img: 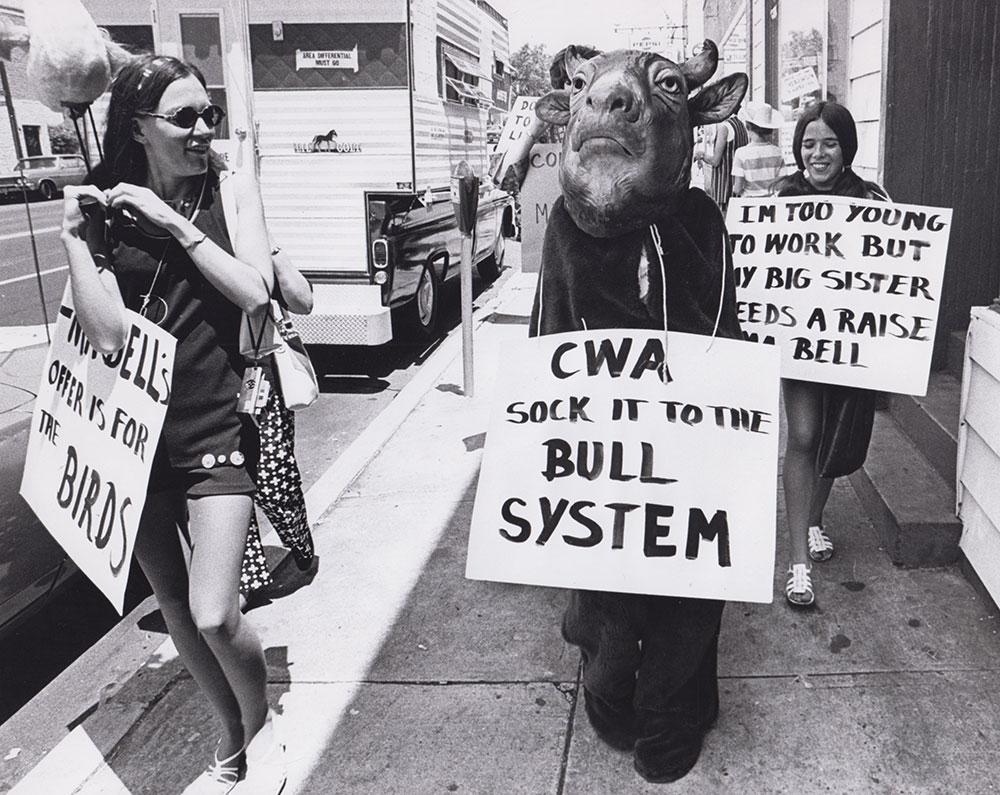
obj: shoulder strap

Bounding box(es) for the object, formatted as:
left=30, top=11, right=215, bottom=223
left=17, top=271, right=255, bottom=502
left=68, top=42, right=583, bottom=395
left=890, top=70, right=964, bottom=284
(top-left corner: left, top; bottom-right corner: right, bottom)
left=219, top=170, right=238, bottom=248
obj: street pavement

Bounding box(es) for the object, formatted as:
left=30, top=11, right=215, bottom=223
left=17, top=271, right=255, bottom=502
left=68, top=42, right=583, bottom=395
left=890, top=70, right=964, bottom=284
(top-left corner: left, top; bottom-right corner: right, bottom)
left=2, top=243, right=1000, bottom=793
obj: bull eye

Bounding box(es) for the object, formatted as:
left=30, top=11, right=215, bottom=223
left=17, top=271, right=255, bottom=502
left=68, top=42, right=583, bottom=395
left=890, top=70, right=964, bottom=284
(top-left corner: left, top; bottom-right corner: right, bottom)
left=657, top=74, right=682, bottom=94
left=572, top=76, right=586, bottom=92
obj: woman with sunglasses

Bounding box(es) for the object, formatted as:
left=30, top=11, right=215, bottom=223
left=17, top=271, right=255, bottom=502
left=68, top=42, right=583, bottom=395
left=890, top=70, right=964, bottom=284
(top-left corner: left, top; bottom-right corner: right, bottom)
left=61, top=55, right=284, bottom=794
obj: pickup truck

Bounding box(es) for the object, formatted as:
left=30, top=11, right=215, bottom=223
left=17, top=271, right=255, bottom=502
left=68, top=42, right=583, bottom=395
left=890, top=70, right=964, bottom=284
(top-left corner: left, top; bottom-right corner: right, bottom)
left=0, top=154, right=88, bottom=200
left=292, top=186, right=514, bottom=344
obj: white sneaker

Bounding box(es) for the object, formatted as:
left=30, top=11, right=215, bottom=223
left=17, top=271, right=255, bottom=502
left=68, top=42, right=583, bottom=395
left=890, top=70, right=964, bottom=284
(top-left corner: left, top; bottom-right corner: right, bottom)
left=182, top=743, right=245, bottom=795
left=238, top=712, right=287, bottom=794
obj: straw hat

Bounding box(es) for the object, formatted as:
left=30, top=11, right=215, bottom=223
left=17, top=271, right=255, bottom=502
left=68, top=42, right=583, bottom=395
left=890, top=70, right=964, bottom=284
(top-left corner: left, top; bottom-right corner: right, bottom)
left=743, top=102, right=782, bottom=129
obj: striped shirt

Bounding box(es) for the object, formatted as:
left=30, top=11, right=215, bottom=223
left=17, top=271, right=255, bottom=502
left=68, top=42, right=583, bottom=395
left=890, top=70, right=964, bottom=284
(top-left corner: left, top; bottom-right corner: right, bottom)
left=708, top=117, right=749, bottom=209
left=732, top=141, right=786, bottom=197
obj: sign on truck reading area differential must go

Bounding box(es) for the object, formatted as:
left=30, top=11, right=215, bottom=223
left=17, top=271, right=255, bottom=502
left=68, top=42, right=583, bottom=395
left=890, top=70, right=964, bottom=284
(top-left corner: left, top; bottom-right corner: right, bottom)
left=727, top=196, right=952, bottom=396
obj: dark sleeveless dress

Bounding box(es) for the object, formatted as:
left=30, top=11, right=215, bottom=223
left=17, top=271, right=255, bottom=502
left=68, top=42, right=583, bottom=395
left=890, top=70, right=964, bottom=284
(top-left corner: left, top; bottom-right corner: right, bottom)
left=98, top=168, right=258, bottom=495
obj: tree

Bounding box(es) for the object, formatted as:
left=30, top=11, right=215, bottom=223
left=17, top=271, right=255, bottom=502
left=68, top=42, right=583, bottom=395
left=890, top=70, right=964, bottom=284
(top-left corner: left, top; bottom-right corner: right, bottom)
left=48, top=123, right=80, bottom=154
left=781, top=29, right=824, bottom=73
left=510, top=43, right=551, bottom=98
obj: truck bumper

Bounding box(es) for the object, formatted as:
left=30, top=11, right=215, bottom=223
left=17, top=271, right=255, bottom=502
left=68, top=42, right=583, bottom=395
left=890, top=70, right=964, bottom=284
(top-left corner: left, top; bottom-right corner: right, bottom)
left=290, top=283, right=392, bottom=346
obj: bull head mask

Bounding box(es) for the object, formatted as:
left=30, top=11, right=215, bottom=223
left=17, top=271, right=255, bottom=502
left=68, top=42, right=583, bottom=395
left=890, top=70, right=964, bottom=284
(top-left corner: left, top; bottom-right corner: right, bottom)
left=536, top=41, right=748, bottom=238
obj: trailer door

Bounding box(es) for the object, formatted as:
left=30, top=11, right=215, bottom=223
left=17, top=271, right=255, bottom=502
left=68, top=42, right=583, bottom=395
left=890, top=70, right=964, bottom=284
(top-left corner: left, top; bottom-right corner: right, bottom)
left=246, top=11, right=414, bottom=277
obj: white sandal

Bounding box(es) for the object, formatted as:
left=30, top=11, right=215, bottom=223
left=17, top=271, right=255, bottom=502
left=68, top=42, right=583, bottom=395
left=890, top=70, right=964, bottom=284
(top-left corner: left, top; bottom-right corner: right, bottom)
left=807, top=525, right=834, bottom=562
left=786, top=563, right=815, bottom=607
left=181, top=743, right=245, bottom=795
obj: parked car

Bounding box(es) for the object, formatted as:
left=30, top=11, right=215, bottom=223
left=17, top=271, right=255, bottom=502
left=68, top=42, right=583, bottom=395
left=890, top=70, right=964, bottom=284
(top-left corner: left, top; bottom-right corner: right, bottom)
left=0, top=154, right=88, bottom=200
left=0, top=420, right=78, bottom=640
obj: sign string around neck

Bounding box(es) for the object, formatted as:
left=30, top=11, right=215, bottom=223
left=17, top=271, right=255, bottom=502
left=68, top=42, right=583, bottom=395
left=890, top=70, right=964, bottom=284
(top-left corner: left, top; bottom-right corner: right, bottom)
left=138, top=172, right=209, bottom=325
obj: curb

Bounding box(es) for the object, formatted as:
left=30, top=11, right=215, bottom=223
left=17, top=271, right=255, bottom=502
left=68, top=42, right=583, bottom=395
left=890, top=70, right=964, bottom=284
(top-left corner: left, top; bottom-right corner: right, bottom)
left=1, top=264, right=530, bottom=794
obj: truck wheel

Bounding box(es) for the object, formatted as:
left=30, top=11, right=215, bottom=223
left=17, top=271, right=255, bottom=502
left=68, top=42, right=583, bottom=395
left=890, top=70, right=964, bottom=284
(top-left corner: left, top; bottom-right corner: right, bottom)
left=477, top=232, right=505, bottom=283
left=38, top=181, right=56, bottom=201
left=409, top=263, right=441, bottom=337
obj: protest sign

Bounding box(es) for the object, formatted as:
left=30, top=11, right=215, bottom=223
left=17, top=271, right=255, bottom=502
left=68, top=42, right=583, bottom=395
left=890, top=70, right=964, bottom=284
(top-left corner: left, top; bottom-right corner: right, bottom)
left=519, top=143, right=562, bottom=274
left=20, top=299, right=174, bottom=613
left=728, top=196, right=951, bottom=395
left=781, top=66, right=821, bottom=101
left=467, top=329, right=780, bottom=603
left=492, top=95, right=540, bottom=156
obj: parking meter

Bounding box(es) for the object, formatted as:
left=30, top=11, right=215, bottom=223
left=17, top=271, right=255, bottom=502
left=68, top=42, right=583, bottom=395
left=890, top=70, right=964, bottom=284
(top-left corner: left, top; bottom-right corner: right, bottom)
left=451, top=161, right=479, bottom=396
left=451, top=160, right=480, bottom=235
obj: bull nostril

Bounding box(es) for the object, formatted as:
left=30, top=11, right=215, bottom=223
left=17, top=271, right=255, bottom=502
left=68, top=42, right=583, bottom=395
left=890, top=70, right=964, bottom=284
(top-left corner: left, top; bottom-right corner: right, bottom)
left=606, top=87, right=636, bottom=119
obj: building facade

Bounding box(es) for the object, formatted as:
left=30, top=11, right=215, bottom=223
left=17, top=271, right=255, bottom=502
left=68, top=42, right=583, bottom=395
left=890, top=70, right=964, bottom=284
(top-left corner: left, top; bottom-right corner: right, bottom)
left=0, top=3, right=64, bottom=170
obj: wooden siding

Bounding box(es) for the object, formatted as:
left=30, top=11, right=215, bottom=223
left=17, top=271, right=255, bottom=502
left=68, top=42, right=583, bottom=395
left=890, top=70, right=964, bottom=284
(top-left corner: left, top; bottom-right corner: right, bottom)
left=958, top=308, right=1000, bottom=604
left=847, top=0, right=884, bottom=183
left=883, top=0, right=1000, bottom=355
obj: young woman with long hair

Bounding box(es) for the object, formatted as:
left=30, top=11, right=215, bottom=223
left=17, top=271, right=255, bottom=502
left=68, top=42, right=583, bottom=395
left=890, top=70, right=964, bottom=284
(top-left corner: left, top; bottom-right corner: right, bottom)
left=60, top=54, right=285, bottom=793
left=775, top=101, right=889, bottom=608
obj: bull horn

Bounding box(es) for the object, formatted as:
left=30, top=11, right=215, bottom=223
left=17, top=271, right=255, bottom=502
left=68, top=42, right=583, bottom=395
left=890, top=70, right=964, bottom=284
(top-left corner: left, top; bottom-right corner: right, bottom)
left=680, top=40, right=719, bottom=92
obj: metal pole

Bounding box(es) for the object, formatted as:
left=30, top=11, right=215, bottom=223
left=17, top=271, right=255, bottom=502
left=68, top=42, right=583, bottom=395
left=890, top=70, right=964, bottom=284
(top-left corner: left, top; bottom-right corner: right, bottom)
left=1, top=61, right=50, bottom=343
left=0, top=60, right=23, bottom=160
left=460, top=232, right=474, bottom=397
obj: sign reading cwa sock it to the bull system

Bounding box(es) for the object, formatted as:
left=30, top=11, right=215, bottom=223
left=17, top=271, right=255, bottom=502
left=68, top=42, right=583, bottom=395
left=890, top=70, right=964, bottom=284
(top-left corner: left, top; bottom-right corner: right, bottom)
left=20, top=297, right=174, bottom=614
left=727, top=196, right=952, bottom=396
left=467, top=330, right=780, bottom=603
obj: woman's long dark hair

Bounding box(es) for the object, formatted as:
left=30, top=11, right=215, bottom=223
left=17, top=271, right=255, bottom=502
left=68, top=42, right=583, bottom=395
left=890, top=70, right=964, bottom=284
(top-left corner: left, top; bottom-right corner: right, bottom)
left=777, top=100, right=887, bottom=199
left=790, top=100, right=859, bottom=171
left=95, top=55, right=211, bottom=189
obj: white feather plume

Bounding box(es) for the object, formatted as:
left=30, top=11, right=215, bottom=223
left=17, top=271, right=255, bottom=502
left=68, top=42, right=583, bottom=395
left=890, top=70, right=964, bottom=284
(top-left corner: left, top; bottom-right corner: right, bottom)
left=22, top=0, right=133, bottom=111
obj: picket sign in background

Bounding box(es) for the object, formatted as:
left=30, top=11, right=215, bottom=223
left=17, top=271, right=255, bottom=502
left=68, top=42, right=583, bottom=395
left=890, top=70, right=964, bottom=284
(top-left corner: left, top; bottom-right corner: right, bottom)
left=492, top=95, right=539, bottom=159
left=727, top=196, right=952, bottom=395
left=467, top=329, right=780, bottom=604
left=20, top=300, right=174, bottom=613
left=518, top=143, right=562, bottom=274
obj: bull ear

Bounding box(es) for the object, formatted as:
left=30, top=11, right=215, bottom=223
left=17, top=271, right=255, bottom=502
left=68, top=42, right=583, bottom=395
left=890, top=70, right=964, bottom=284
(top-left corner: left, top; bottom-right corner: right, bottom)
left=689, top=73, right=748, bottom=126
left=680, top=40, right=719, bottom=92
left=536, top=89, right=571, bottom=126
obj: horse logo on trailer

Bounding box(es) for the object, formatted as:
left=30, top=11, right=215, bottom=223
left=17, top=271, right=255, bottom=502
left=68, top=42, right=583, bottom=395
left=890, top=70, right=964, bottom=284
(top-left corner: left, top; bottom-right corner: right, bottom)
left=293, top=128, right=363, bottom=153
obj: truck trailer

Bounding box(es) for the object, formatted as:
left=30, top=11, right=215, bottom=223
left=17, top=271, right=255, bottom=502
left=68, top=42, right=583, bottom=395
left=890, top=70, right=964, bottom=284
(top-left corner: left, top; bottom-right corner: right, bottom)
left=81, top=0, right=515, bottom=344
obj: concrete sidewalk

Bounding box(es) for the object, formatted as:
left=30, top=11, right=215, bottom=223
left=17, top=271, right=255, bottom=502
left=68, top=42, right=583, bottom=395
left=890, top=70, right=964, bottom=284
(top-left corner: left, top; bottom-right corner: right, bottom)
left=3, top=262, right=1000, bottom=794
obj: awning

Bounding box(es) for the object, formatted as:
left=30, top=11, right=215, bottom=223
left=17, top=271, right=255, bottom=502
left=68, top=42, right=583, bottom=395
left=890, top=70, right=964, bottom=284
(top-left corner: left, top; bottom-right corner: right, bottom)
left=445, top=77, right=493, bottom=106
left=444, top=51, right=484, bottom=79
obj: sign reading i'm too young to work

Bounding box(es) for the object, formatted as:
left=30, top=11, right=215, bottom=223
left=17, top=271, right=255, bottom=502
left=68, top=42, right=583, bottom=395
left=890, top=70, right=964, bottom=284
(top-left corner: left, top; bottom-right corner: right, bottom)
left=727, top=196, right=952, bottom=395
left=467, top=330, right=780, bottom=604
left=20, top=298, right=174, bottom=613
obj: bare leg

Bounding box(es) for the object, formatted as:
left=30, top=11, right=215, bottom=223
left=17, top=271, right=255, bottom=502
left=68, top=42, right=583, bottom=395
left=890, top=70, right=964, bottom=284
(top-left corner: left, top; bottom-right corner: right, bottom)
left=781, top=379, right=826, bottom=567
left=187, top=493, right=269, bottom=743
left=133, top=491, right=244, bottom=758
left=808, top=476, right=835, bottom=527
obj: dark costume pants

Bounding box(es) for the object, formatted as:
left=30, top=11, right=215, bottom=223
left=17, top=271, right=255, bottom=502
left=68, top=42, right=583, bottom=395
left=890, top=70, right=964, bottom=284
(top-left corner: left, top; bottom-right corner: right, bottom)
left=562, top=590, right=724, bottom=779
left=240, top=388, right=314, bottom=595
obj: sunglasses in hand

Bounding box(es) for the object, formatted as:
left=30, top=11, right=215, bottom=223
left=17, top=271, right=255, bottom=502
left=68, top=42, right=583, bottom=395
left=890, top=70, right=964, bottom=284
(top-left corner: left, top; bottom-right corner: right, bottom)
left=136, top=104, right=226, bottom=129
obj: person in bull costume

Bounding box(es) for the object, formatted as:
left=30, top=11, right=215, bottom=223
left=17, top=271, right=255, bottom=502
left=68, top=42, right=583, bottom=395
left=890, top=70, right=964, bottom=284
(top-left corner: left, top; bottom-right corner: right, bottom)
left=529, top=42, right=748, bottom=783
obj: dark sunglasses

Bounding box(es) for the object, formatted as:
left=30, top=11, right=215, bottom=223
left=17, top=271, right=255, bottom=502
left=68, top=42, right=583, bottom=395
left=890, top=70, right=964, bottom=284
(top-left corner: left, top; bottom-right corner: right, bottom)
left=136, top=104, right=226, bottom=129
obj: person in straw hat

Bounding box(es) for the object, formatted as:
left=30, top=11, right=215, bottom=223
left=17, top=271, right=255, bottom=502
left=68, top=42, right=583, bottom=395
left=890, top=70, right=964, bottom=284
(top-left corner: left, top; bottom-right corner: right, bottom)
left=731, top=101, right=787, bottom=197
